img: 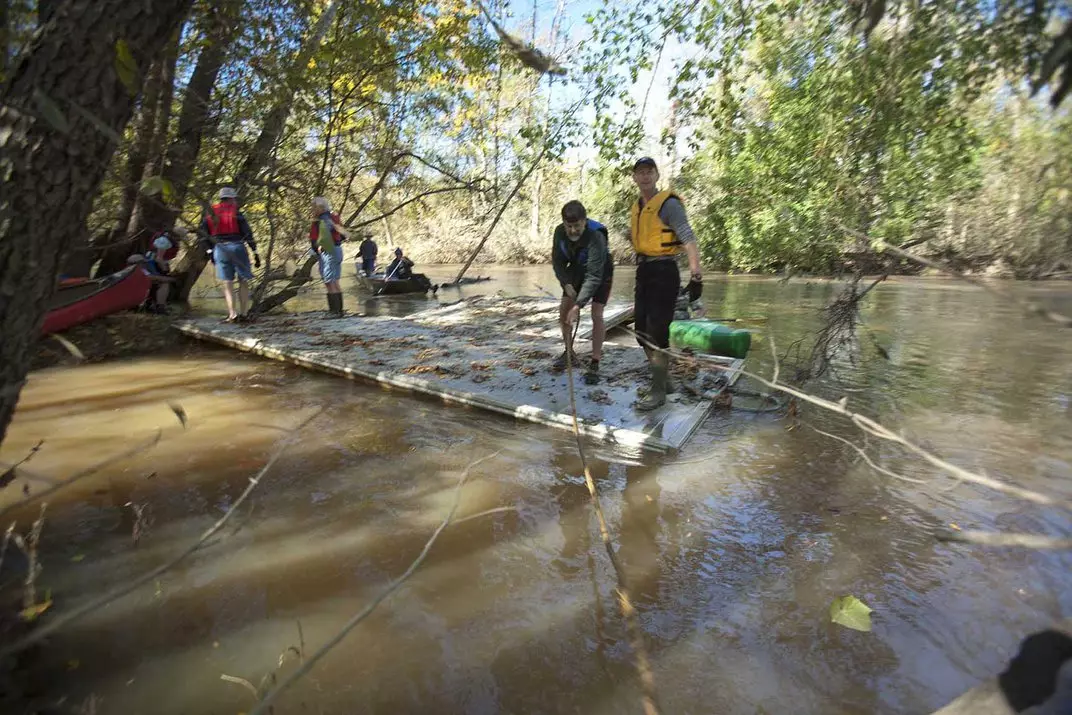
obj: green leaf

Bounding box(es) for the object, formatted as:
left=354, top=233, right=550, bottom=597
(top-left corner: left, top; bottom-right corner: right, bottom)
left=829, top=595, right=873, bottom=632
left=141, top=176, right=176, bottom=203
left=20, top=599, right=53, bottom=622
left=32, top=89, right=69, bottom=133
left=115, top=39, right=139, bottom=96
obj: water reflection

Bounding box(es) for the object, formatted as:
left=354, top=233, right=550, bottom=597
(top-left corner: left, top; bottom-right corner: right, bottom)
left=1, top=271, right=1070, bottom=714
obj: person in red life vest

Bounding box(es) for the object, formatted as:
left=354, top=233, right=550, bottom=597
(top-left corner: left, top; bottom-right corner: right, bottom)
left=309, top=196, right=348, bottom=317
left=198, top=187, right=260, bottom=323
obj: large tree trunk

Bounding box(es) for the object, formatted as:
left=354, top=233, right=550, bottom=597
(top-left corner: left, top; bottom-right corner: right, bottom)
left=97, top=1, right=240, bottom=278
left=0, top=0, right=193, bottom=446
left=172, top=0, right=343, bottom=302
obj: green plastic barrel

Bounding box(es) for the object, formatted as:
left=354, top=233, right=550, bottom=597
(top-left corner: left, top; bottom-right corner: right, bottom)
left=669, top=320, right=751, bottom=359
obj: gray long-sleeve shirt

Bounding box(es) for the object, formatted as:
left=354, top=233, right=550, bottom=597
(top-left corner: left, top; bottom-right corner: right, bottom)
left=658, top=197, right=696, bottom=246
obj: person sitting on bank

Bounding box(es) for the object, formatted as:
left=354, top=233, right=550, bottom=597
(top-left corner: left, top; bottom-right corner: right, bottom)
left=198, top=187, right=260, bottom=323
left=309, top=196, right=348, bottom=317
left=142, top=231, right=183, bottom=313
left=358, top=233, right=378, bottom=276
left=553, top=200, right=613, bottom=384
left=629, top=157, right=703, bottom=411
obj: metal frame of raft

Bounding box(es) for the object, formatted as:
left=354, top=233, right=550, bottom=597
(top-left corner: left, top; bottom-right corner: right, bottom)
left=173, top=298, right=743, bottom=453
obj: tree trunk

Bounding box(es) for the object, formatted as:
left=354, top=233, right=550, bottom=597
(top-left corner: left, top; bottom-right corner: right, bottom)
left=0, top=0, right=193, bottom=446
left=174, top=0, right=343, bottom=301
left=37, top=0, right=61, bottom=25
left=99, top=0, right=241, bottom=279
left=133, top=30, right=180, bottom=232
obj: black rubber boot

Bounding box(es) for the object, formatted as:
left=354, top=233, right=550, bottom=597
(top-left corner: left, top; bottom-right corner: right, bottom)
left=636, top=353, right=668, bottom=412
left=326, top=293, right=343, bottom=317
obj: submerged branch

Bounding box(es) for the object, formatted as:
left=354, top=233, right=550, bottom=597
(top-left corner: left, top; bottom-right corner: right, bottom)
left=565, top=322, right=661, bottom=715
left=621, top=325, right=1072, bottom=511
left=840, top=225, right=1072, bottom=328
left=250, top=451, right=501, bottom=715
left=0, top=410, right=323, bottom=660
left=0, top=430, right=162, bottom=520
left=937, top=530, right=1072, bottom=549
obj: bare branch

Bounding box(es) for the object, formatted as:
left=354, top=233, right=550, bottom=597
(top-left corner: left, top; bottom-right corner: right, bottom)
left=621, top=325, right=1072, bottom=510
left=565, top=323, right=661, bottom=715
left=351, top=183, right=478, bottom=228
left=451, top=506, right=518, bottom=525
left=250, top=451, right=501, bottom=715
left=937, top=530, right=1072, bottom=549
left=841, top=225, right=1072, bottom=328
left=0, top=410, right=323, bottom=660
left=808, top=425, right=926, bottom=484
left=0, top=430, right=162, bottom=520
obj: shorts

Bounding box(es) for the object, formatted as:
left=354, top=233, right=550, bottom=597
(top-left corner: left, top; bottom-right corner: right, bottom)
left=567, top=264, right=614, bottom=306
left=634, top=259, right=679, bottom=349
left=318, top=244, right=343, bottom=283
left=214, top=242, right=253, bottom=281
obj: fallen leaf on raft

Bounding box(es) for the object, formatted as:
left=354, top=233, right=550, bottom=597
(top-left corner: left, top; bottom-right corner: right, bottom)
left=949, top=523, right=961, bottom=531
left=829, top=595, right=872, bottom=632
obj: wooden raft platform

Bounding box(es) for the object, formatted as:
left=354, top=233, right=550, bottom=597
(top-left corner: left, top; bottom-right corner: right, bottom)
left=173, top=296, right=743, bottom=453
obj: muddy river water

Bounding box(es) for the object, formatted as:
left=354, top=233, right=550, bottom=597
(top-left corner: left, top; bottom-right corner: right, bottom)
left=2, top=266, right=1070, bottom=714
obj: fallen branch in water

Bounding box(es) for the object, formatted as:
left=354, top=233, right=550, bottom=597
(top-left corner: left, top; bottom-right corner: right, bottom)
left=808, top=425, right=926, bottom=485
left=0, top=439, right=44, bottom=492
left=839, top=225, right=1072, bottom=328
left=936, top=530, right=1072, bottom=550
left=621, top=325, right=1072, bottom=511
left=249, top=450, right=501, bottom=715
left=0, top=410, right=323, bottom=660
left=565, top=322, right=661, bottom=715
left=0, top=430, right=162, bottom=520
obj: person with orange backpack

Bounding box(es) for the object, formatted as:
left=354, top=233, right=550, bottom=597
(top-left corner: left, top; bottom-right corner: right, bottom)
left=309, top=196, right=348, bottom=317
left=198, top=187, right=260, bottom=322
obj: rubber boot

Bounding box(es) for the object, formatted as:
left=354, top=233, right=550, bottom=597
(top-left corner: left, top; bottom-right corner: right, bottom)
left=326, top=292, right=343, bottom=317
left=636, top=353, right=668, bottom=412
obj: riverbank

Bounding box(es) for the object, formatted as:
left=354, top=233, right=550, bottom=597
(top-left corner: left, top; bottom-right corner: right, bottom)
left=32, top=311, right=193, bottom=371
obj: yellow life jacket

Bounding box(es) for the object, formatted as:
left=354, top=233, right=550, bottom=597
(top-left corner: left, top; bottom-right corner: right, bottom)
left=630, top=190, right=682, bottom=257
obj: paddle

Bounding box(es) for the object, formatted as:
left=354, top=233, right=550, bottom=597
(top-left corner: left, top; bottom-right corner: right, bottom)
left=375, top=258, right=404, bottom=296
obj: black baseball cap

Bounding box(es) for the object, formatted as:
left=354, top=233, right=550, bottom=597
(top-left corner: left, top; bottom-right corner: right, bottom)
left=633, top=157, right=658, bottom=171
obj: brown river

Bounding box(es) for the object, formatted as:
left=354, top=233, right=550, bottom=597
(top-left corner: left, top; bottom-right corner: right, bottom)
left=2, top=266, right=1070, bottom=714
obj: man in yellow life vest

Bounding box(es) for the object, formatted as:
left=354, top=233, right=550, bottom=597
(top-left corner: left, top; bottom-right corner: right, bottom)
left=629, top=157, right=703, bottom=411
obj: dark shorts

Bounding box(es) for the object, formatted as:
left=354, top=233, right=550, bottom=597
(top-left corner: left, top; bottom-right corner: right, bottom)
left=564, top=279, right=612, bottom=306
left=634, top=259, right=679, bottom=349
left=568, top=262, right=614, bottom=306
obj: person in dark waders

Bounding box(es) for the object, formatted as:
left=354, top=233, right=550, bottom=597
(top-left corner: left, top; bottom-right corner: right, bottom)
left=629, top=157, right=703, bottom=411
left=310, top=196, right=348, bottom=317
left=553, top=200, right=613, bottom=385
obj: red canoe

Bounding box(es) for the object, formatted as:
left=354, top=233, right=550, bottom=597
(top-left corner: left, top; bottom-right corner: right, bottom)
left=41, top=266, right=151, bottom=335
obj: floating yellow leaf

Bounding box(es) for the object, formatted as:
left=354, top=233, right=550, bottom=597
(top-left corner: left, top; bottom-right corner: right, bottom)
left=829, top=595, right=872, bottom=632
left=71, top=554, right=85, bottom=562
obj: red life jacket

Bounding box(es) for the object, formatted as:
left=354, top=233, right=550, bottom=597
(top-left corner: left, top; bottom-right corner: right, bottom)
left=205, top=202, right=240, bottom=236
left=309, top=212, right=343, bottom=246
